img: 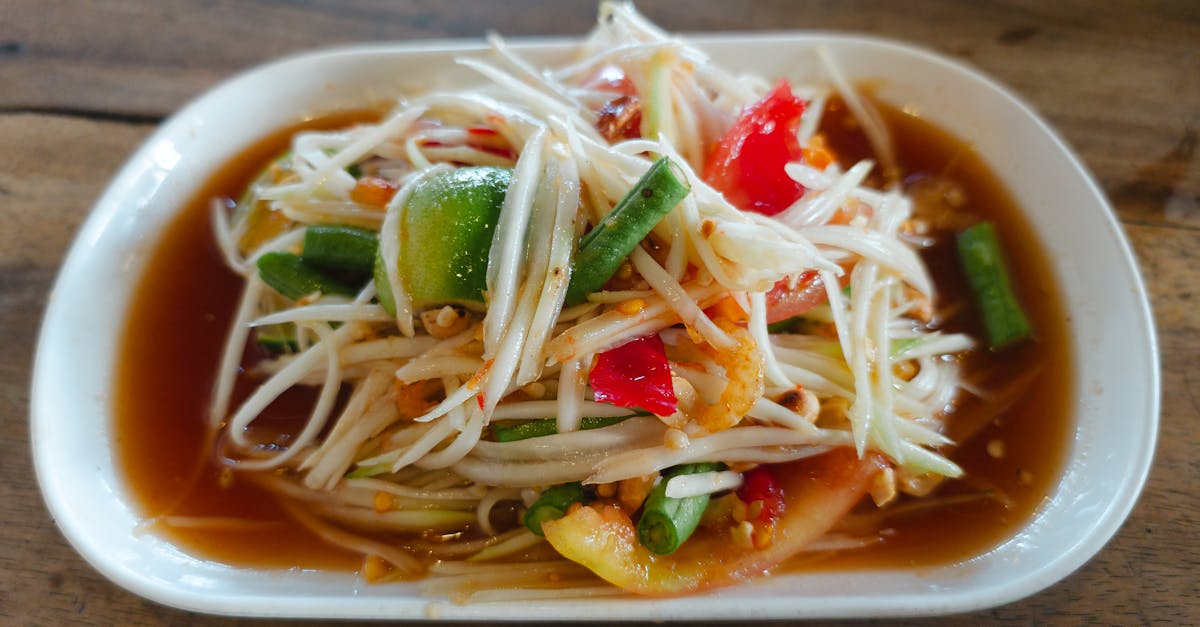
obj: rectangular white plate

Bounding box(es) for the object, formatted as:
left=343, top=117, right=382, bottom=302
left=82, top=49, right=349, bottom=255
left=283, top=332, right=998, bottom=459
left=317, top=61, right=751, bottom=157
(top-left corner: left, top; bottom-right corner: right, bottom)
left=31, top=33, right=1158, bottom=620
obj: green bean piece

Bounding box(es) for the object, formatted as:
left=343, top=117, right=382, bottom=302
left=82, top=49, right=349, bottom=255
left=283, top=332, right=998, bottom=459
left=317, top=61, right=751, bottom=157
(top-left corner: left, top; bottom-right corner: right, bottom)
left=636, top=463, right=724, bottom=555
left=956, top=222, right=1033, bottom=350
left=524, top=482, right=588, bottom=536
left=302, top=224, right=378, bottom=273
left=565, top=157, right=690, bottom=305
left=256, top=252, right=358, bottom=301
left=492, top=416, right=632, bottom=443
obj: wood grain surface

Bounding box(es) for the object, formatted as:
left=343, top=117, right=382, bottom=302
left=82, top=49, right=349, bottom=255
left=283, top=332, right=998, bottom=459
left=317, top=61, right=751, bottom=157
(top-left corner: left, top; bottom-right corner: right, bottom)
left=2, top=1, right=1196, bottom=624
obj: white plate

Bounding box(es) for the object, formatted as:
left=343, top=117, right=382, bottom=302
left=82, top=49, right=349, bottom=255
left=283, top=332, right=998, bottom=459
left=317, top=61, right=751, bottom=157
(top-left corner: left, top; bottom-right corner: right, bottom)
left=31, top=33, right=1159, bottom=619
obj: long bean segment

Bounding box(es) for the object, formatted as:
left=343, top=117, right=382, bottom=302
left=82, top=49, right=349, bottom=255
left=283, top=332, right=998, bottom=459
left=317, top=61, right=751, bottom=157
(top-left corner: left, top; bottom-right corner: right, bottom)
left=256, top=252, right=358, bottom=301
left=302, top=224, right=378, bottom=273
left=565, top=157, right=690, bottom=305
left=956, top=222, right=1032, bottom=349
left=491, top=416, right=632, bottom=443
left=636, top=463, right=723, bottom=555
left=524, top=482, right=588, bottom=536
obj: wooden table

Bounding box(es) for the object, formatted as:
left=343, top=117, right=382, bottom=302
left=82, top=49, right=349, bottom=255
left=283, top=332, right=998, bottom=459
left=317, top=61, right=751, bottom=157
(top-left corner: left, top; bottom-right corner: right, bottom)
left=2, top=1, right=1196, bottom=624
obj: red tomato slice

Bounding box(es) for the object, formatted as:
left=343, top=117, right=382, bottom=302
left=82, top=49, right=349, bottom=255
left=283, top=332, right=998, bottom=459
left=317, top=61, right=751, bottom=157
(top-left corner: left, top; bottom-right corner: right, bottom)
left=703, top=80, right=807, bottom=216
left=765, top=271, right=828, bottom=323
left=542, top=449, right=883, bottom=596
left=589, top=334, right=677, bottom=417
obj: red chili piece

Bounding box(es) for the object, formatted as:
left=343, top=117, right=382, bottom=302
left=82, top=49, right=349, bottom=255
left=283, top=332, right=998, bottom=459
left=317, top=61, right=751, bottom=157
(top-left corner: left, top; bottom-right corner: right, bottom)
left=738, top=466, right=785, bottom=523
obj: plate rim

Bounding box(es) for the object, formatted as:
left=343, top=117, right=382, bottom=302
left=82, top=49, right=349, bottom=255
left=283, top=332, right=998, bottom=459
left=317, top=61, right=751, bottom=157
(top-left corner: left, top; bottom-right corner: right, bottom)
left=30, top=31, right=1160, bottom=619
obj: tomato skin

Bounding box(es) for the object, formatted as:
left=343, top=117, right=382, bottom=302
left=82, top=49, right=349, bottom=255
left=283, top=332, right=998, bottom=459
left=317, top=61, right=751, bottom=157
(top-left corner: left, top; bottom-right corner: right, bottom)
left=589, top=334, right=678, bottom=417
left=704, top=275, right=828, bottom=326
left=541, top=449, right=883, bottom=596
left=702, top=80, right=807, bottom=216
left=765, top=271, right=828, bottom=323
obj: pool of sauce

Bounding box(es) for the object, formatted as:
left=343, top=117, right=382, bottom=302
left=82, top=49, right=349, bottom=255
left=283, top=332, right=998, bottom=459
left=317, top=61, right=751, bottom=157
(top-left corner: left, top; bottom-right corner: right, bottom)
left=114, top=98, right=1073, bottom=574
left=113, top=111, right=378, bottom=570
left=803, top=98, right=1075, bottom=569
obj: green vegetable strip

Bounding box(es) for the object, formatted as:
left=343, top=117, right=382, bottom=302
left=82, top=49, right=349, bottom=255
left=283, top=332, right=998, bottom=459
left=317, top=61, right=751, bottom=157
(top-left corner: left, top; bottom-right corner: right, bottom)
left=302, top=225, right=378, bottom=272
left=255, top=323, right=298, bottom=353
left=524, top=482, right=588, bottom=536
left=565, top=157, right=690, bottom=305
left=345, top=463, right=390, bottom=479
left=637, top=463, right=724, bottom=555
left=644, top=49, right=673, bottom=141
left=956, top=222, right=1033, bottom=350
left=889, top=337, right=921, bottom=358
left=257, top=252, right=358, bottom=301
left=492, top=416, right=632, bottom=443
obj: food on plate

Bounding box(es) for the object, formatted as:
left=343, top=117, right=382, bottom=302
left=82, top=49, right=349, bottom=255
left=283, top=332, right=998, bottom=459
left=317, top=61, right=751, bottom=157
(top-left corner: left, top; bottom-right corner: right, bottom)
left=116, top=1, right=1072, bottom=600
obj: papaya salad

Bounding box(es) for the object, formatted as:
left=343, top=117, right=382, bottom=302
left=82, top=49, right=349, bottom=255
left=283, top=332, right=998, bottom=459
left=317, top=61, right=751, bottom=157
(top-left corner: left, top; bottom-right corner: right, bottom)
left=205, top=2, right=1036, bottom=598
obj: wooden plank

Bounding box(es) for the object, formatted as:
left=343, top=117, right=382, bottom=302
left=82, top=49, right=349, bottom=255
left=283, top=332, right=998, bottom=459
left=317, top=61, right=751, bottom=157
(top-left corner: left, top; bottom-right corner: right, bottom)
left=0, top=114, right=154, bottom=626
left=3, top=1, right=1196, bottom=230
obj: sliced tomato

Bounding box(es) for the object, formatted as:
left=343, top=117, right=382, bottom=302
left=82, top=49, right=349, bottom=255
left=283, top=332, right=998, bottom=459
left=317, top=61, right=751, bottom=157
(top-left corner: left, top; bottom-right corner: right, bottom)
left=704, top=275, right=826, bottom=326
left=541, top=449, right=882, bottom=596
left=702, top=80, right=807, bottom=216
left=589, top=334, right=677, bottom=417
left=765, top=271, right=828, bottom=323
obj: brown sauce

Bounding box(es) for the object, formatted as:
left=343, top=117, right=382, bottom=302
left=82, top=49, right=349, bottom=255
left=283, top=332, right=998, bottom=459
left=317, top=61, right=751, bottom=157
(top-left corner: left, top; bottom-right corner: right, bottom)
left=804, top=98, right=1075, bottom=569
left=114, top=111, right=380, bottom=570
left=114, top=98, right=1073, bottom=575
